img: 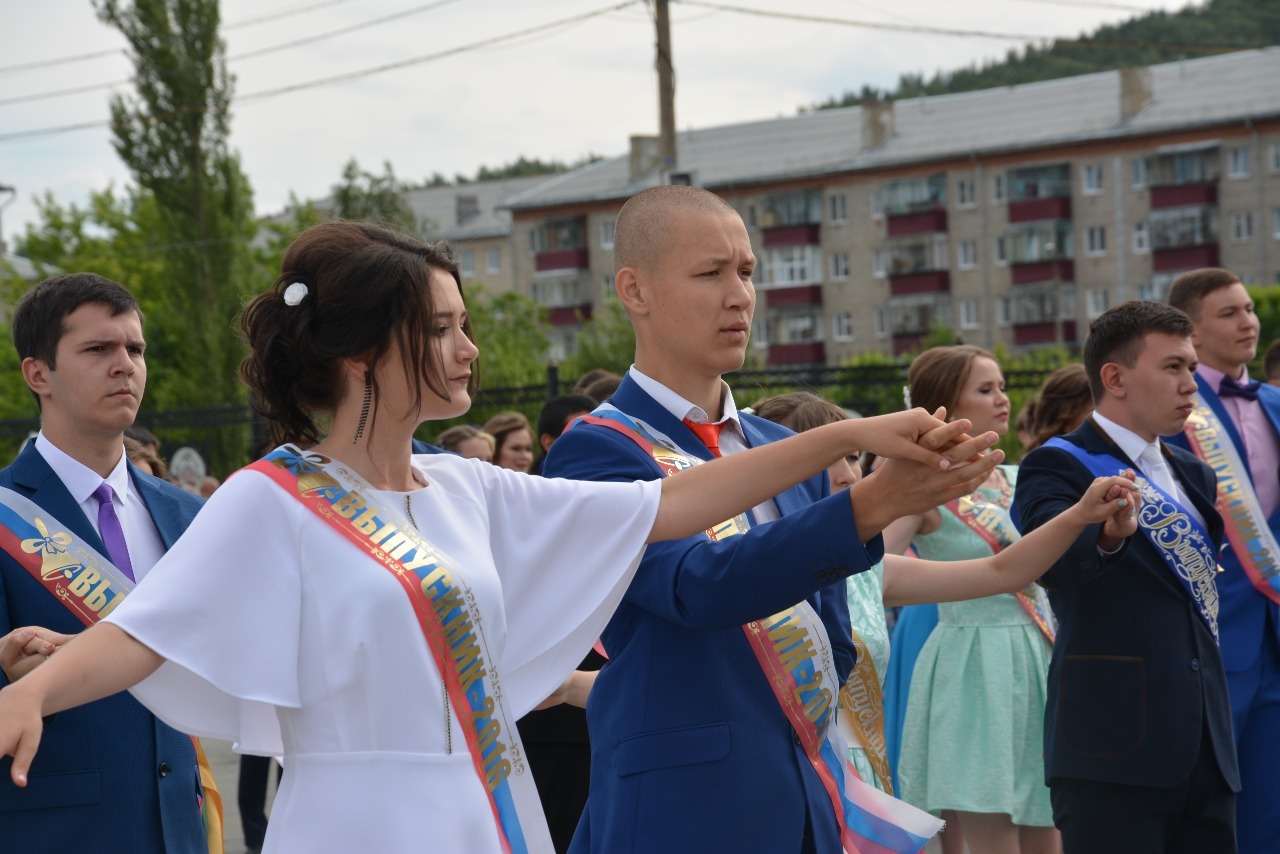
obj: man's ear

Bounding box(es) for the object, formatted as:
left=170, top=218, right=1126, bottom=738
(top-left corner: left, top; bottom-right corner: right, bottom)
left=540, top=433, right=555, bottom=454
left=1099, top=362, right=1126, bottom=398
left=615, top=267, right=650, bottom=317
left=21, top=357, right=52, bottom=400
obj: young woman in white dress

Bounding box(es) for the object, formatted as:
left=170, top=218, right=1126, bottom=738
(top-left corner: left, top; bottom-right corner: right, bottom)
left=0, top=222, right=1006, bottom=853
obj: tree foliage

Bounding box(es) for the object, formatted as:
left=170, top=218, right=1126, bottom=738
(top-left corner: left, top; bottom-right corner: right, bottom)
left=813, top=0, right=1279, bottom=109
left=332, top=158, right=423, bottom=234
left=93, top=0, right=258, bottom=471
left=563, top=300, right=635, bottom=378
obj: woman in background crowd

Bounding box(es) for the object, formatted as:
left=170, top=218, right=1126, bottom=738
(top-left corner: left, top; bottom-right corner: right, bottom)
left=483, top=411, right=535, bottom=473
left=436, top=423, right=495, bottom=462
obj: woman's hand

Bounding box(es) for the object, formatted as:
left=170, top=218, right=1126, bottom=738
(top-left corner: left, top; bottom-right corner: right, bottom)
left=0, top=627, right=74, bottom=684
left=846, top=408, right=997, bottom=470
left=532, top=670, right=598, bottom=710
left=1072, top=471, right=1141, bottom=537
left=0, top=683, right=46, bottom=785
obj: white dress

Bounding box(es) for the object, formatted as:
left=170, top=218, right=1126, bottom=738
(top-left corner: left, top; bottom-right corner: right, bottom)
left=105, top=453, right=661, bottom=853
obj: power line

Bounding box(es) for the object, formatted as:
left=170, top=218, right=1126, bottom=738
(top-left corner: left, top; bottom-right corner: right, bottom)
left=0, top=0, right=465, bottom=108
left=0, top=0, right=360, bottom=75
left=0, top=0, right=643, bottom=143
left=674, top=0, right=1252, bottom=52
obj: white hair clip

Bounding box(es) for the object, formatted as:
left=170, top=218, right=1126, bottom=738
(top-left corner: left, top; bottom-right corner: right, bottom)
left=902, top=385, right=913, bottom=409
left=283, top=282, right=309, bottom=306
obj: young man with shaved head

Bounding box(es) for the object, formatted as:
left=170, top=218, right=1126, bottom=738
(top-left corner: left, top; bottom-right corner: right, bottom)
left=544, top=185, right=1000, bottom=852
left=1165, top=269, right=1280, bottom=853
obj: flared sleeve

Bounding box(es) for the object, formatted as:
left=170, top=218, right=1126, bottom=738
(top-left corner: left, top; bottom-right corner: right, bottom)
left=105, top=470, right=303, bottom=755
left=471, top=463, right=660, bottom=715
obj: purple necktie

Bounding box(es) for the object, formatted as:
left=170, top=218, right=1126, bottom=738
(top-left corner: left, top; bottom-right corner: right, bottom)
left=93, top=482, right=135, bottom=582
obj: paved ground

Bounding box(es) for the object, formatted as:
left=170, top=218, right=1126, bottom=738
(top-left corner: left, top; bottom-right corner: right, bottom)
left=205, top=738, right=277, bottom=854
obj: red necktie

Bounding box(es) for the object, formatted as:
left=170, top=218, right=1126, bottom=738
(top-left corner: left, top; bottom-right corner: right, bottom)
left=682, top=419, right=725, bottom=458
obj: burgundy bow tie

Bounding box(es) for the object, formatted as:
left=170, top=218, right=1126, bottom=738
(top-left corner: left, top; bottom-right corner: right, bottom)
left=1219, top=375, right=1261, bottom=402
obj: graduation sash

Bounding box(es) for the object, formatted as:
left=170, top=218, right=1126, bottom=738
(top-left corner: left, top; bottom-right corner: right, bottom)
left=943, top=473, right=1056, bottom=644
left=1044, top=438, right=1221, bottom=638
left=575, top=405, right=942, bottom=853
left=837, top=620, right=894, bottom=795
left=0, top=485, right=225, bottom=854
left=1182, top=391, right=1280, bottom=606
left=247, top=446, right=552, bottom=854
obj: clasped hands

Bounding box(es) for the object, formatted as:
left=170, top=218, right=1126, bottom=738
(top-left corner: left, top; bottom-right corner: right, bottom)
left=0, top=627, right=72, bottom=684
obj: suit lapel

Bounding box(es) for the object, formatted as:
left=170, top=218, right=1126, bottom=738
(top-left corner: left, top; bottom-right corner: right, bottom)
left=10, top=442, right=110, bottom=557
left=611, top=376, right=717, bottom=464
left=132, top=463, right=184, bottom=549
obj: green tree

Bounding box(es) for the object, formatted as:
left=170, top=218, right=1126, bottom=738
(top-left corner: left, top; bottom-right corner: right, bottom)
left=332, top=158, right=422, bottom=234
left=563, top=300, right=635, bottom=377
left=465, top=286, right=551, bottom=387
left=95, top=0, right=258, bottom=471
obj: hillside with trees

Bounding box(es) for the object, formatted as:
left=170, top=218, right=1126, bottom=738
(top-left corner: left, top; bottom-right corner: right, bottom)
left=815, top=0, right=1279, bottom=109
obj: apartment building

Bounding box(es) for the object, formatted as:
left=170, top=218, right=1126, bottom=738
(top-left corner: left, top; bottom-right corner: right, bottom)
left=506, top=48, right=1280, bottom=365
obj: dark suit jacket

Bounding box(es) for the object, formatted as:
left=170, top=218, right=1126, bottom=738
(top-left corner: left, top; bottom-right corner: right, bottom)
left=543, top=375, right=878, bottom=853
left=0, top=442, right=207, bottom=853
left=1014, top=419, right=1239, bottom=791
left=1164, top=373, right=1280, bottom=673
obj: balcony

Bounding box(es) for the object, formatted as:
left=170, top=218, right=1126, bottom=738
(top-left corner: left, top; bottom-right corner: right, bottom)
left=1013, top=321, right=1078, bottom=346
left=889, top=270, right=950, bottom=296
left=768, top=342, right=826, bottom=366
left=1008, top=197, right=1073, bottom=224
left=1011, top=259, right=1074, bottom=286
left=547, top=304, right=592, bottom=327
left=1150, top=183, right=1218, bottom=210
left=762, top=224, right=821, bottom=248
left=764, top=285, right=823, bottom=308
left=892, top=332, right=926, bottom=355
left=887, top=210, right=948, bottom=238
left=1153, top=245, right=1220, bottom=273
left=535, top=247, right=589, bottom=272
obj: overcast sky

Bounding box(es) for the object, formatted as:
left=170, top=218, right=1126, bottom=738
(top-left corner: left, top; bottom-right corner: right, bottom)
left=0, top=0, right=1195, bottom=242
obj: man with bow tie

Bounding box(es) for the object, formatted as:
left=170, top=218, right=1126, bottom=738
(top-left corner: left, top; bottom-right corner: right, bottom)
left=1166, top=269, right=1280, bottom=853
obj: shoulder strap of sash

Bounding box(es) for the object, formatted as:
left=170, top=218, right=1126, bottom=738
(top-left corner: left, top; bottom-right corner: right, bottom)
left=247, top=447, right=551, bottom=854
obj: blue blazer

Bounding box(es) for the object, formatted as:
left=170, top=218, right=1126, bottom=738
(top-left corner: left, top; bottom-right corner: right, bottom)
left=1164, top=373, right=1280, bottom=672
left=543, top=376, right=880, bottom=853
left=1014, top=420, right=1239, bottom=791
left=0, top=442, right=207, bottom=853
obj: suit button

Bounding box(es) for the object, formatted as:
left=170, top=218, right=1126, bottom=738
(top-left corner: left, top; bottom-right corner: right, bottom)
left=158, top=762, right=171, bottom=777
left=1190, top=658, right=1201, bottom=671
left=792, top=731, right=802, bottom=746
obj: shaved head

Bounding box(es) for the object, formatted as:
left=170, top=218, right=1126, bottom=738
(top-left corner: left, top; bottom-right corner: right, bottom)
left=614, top=186, right=741, bottom=274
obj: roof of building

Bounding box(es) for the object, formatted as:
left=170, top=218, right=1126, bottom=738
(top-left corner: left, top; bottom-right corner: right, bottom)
left=405, top=173, right=560, bottom=241
left=507, top=47, right=1280, bottom=211
left=2, top=251, right=47, bottom=281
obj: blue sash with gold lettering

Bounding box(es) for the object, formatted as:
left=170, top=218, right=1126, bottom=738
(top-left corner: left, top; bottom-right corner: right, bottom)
left=1045, top=438, right=1221, bottom=638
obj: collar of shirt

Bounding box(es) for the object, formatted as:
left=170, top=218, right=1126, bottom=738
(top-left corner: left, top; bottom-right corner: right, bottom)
left=34, top=432, right=133, bottom=507
left=1196, top=362, right=1249, bottom=395
left=626, top=365, right=746, bottom=445
left=1090, top=411, right=1161, bottom=468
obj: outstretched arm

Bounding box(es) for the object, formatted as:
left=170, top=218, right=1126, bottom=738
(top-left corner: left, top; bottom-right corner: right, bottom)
left=650, top=408, right=998, bottom=544
left=0, top=622, right=163, bottom=786
left=881, top=472, right=1139, bottom=606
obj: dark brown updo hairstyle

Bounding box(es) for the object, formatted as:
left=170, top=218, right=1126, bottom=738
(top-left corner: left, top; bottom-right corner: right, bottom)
left=1024, top=364, right=1093, bottom=452
left=240, top=221, right=473, bottom=446
left=907, top=345, right=997, bottom=419
left=752, top=391, right=849, bottom=432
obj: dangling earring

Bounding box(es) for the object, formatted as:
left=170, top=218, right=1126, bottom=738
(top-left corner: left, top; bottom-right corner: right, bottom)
left=354, top=371, right=372, bottom=443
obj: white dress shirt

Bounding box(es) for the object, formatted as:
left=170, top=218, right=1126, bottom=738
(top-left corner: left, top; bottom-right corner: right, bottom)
left=628, top=365, right=781, bottom=523
left=1091, top=412, right=1208, bottom=533
left=35, top=432, right=168, bottom=581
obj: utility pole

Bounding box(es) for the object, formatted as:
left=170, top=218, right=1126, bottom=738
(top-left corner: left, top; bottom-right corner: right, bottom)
left=654, top=0, right=677, bottom=177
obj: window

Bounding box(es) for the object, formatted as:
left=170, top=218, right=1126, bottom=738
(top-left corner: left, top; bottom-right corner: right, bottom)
left=1229, top=146, right=1251, bottom=179
left=529, top=228, right=546, bottom=253
left=1085, top=226, right=1107, bottom=256
left=599, top=221, right=615, bottom=249
left=877, top=175, right=945, bottom=215
left=487, top=249, right=501, bottom=274
left=1083, top=164, right=1104, bottom=195
left=956, top=178, right=975, bottom=208
left=996, top=297, right=1012, bottom=327
left=1133, top=222, right=1149, bottom=254
left=751, top=318, right=769, bottom=349
left=829, top=194, right=847, bottom=223
left=763, top=246, right=823, bottom=286
left=459, top=251, right=475, bottom=277
left=1087, top=288, right=1110, bottom=319
left=830, top=251, right=850, bottom=280
left=761, top=189, right=822, bottom=227
left=832, top=312, right=854, bottom=342
left=957, top=239, right=977, bottom=270
left=783, top=313, right=819, bottom=343
left=1131, top=158, right=1147, bottom=188
left=870, top=193, right=884, bottom=219
left=960, top=298, right=980, bottom=330
left=872, top=248, right=887, bottom=278
left=874, top=309, right=888, bottom=338
left=994, top=236, right=1008, bottom=267
left=992, top=174, right=1006, bottom=204
left=1273, top=208, right=1280, bottom=238
left=1233, top=211, right=1254, bottom=242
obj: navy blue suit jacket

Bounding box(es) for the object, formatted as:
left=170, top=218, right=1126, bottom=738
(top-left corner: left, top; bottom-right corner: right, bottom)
left=543, top=376, right=880, bottom=853
left=1164, top=373, right=1280, bottom=673
left=0, top=442, right=207, bottom=853
left=1015, top=419, right=1239, bottom=791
